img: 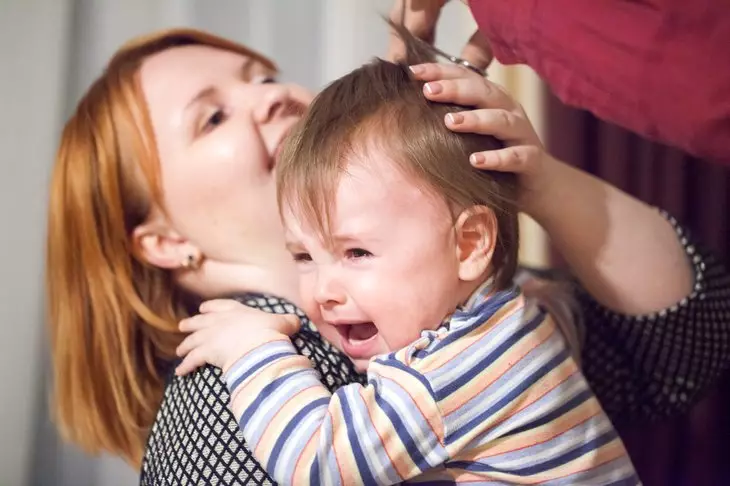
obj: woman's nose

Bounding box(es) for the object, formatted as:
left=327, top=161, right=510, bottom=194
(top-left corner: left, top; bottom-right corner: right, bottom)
left=253, top=84, right=292, bottom=124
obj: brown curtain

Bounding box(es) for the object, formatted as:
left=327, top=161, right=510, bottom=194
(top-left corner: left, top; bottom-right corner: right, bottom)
left=546, top=93, right=730, bottom=486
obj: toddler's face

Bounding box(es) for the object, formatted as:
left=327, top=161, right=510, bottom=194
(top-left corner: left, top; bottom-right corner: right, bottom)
left=283, top=150, right=465, bottom=371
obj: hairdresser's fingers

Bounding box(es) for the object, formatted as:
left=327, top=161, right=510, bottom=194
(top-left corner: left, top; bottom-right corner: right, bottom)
left=200, top=299, right=243, bottom=314
left=469, top=145, right=544, bottom=175
left=445, top=109, right=541, bottom=146
left=459, top=30, right=494, bottom=71
left=386, top=0, right=447, bottom=61
left=423, top=78, right=518, bottom=112
left=387, top=34, right=409, bottom=63
left=409, top=62, right=479, bottom=81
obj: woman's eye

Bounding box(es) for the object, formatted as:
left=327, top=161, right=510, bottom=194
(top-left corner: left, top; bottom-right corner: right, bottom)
left=346, top=248, right=372, bottom=259
left=253, top=75, right=277, bottom=85
left=292, top=252, right=312, bottom=263
left=201, top=108, right=228, bottom=134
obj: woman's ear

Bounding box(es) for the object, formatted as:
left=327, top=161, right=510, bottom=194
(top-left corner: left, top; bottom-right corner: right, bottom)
left=132, top=214, right=201, bottom=270
left=454, top=205, right=498, bottom=282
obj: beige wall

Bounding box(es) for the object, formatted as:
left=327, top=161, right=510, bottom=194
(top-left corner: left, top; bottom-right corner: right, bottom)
left=0, top=3, right=71, bottom=485
left=489, top=63, right=551, bottom=268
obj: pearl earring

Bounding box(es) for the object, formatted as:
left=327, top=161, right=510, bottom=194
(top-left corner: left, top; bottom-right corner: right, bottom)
left=181, top=254, right=200, bottom=270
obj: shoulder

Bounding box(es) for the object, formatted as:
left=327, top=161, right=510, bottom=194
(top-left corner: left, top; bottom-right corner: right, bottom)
left=140, top=365, right=265, bottom=484
left=140, top=294, right=365, bottom=482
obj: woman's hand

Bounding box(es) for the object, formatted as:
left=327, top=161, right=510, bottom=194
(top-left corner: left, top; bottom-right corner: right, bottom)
left=413, top=62, right=693, bottom=315
left=386, top=0, right=493, bottom=71
left=175, top=299, right=300, bottom=376
left=387, top=0, right=446, bottom=60
left=410, top=62, right=557, bottom=219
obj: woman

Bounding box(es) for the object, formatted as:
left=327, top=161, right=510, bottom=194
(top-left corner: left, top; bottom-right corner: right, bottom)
left=47, top=28, right=729, bottom=484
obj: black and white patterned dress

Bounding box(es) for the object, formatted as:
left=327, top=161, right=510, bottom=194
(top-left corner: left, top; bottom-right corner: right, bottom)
left=139, top=213, right=730, bottom=485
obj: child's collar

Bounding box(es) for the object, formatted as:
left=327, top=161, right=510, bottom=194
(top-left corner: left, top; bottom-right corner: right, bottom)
left=459, top=277, right=497, bottom=312
left=439, top=277, right=519, bottom=331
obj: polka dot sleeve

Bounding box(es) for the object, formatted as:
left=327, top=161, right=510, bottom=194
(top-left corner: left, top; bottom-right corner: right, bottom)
left=578, top=210, right=730, bottom=425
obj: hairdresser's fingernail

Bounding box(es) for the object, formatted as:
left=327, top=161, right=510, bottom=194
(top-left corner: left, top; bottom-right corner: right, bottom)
left=409, top=65, right=424, bottom=75
left=424, top=82, right=442, bottom=95
left=470, top=153, right=486, bottom=165
left=446, top=113, right=464, bottom=125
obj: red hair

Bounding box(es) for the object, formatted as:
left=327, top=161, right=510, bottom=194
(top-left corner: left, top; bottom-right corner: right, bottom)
left=47, top=28, right=275, bottom=466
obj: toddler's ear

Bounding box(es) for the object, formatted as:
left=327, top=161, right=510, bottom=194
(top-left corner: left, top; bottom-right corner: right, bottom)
left=454, top=205, right=497, bottom=282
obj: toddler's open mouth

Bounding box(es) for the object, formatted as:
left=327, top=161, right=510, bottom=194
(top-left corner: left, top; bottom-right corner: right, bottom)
left=334, top=322, right=379, bottom=360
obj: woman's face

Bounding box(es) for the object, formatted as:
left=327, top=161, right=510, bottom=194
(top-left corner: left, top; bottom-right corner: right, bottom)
left=139, top=45, right=312, bottom=297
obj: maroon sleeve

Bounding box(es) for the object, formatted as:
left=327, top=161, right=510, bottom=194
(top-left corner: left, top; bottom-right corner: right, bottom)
left=469, top=0, right=730, bottom=164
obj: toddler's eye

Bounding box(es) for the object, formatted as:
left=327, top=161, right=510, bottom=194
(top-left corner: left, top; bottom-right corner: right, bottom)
left=292, top=252, right=312, bottom=263
left=346, top=248, right=372, bottom=259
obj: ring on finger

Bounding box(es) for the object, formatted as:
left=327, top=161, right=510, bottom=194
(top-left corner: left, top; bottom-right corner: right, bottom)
left=447, top=55, right=487, bottom=77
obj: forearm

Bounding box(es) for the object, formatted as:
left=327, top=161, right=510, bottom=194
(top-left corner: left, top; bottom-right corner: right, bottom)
left=224, top=340, right=329, bottom=483
left=530, top=156, right=693, bottom=315
left=224, top=342, right=445, bottom=485
left=578, top=223, right=730, bottom=424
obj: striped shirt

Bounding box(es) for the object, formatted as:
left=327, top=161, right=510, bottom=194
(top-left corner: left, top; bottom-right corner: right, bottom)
left=223, top=285, right=640, bottom=485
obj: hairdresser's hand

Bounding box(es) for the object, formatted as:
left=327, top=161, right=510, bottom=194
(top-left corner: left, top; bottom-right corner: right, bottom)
left=387, top=0, right=493, bottom=71
left=409, top=62, right=556, bottom=216
left=174, top=299, right=300, bottom=376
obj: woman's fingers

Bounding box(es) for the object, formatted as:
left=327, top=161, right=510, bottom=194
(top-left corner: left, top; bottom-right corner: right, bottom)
left=469, top=145, right=543, bottom=175
left=421, top=77, right=518, bottom=112
left=408, top=34, right=493, bottom=78
left=386, top=0, right=447, bottom=61
left=445, top=109, right=536, bottom=144
left=409, top=62, right=478, bottom=81
left=459, top=30, right=494, bottom=71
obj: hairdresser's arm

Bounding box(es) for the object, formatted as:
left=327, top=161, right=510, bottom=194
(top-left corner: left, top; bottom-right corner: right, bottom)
left=410, top=62, right=692, bottom=316
left=467, top=0, right=730, bottom=164
left=390, top=0, right=730, bottom=164
left=512, top=155, right=693, bottom=316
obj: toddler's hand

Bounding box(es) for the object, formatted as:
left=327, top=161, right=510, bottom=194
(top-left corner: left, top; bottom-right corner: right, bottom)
left=174, top=299, right=301, bottom=376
